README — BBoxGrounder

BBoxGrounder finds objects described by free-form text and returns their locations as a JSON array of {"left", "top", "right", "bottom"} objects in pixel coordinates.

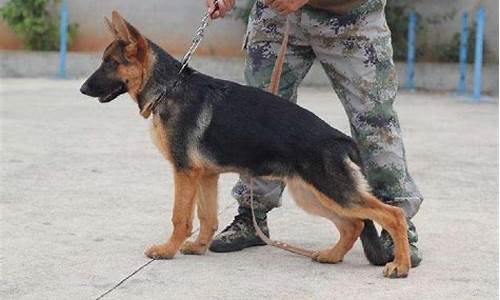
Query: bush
[
  {"left": 0, "top": 0, "right": 78, "bottom": 51},
  {"left": 385, "top": 2, "right": 418, "bottom": 61}
]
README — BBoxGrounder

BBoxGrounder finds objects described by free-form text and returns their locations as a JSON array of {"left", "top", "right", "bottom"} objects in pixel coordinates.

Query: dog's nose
[{"left": 80, "top": 82, "right": 91, "bottom": 96}]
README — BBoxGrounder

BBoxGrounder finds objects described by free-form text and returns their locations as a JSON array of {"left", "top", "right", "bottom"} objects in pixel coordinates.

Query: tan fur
[
  {"left": 145, "top": 169, "right": 200, "bottom": 259},
  {"left": 345, "top": 158, "right": 371, "bottom": 194},
  {"left": 313, "top": 218, "right": 364, "bottom": 264},
  {"left": 287, "top": 178, "right": 362, "bottom": 262},
  {"left": 150, "top": 114, "right": 173, "bottom": 162},
  {"left": 286, "top": 178, "right": 410, "bottom": 277},
  {"left": 117, "top": 62, "right": 144, "bottom": 100},
  {"left": 180, "top": 174, "right": 219, "bottom": 255}
]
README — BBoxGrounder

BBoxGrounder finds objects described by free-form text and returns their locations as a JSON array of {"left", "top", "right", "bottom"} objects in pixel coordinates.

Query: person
[{"left": 205, "top": 0, "right": 423, "bottom": 266}]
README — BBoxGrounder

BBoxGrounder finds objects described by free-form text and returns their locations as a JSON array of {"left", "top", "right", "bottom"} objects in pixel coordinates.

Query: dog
[{"left": 80, "top": 11, "right": 411, "bottom": 278}]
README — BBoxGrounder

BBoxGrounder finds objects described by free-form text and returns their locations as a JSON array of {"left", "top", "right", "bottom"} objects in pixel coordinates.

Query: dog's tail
[{"left": 345, "top": 145, "right": 390, "bottom": 266}]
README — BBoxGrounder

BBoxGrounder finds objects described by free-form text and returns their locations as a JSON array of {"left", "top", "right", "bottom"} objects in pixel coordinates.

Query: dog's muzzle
[{"left": 80, "top": 82, "right": 93, "bottom": 96}]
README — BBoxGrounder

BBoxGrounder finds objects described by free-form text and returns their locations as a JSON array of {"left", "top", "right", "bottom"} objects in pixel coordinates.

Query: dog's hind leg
[
  {"left": 145, "top": 169, "right": 200, "bottom": 259},
  {"left": 312, "top": 217, "right": 364, "bottom": 264},
  {"left": 181, "top": 173, "right": 219, "bottom": 255},
  {"left": 310, "top": 187, "right": 410, "bottom": 278},
  {"left": 288, "top": 178, "right": 363, "bottom": 263},
  {"left": 349, "top": 193, "right": 411, "bottom": 278}
]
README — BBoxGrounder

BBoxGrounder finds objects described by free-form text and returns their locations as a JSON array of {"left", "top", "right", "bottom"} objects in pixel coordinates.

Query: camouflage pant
[{"left": 233, "top": 0, "right": 423, "bottom": 218}]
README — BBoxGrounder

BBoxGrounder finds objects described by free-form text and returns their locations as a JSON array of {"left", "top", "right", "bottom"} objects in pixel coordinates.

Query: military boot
[
  {"left": 380, "top": 219, "right": 422, "bottom": 267},
  {"left": 209, "top": 209, "right": 269, "bottom": 253}
]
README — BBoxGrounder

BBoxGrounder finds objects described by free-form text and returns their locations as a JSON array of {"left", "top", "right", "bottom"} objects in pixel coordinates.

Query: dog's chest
[{"left": 150, "top": 114, "right": 172, "bottom": 162}]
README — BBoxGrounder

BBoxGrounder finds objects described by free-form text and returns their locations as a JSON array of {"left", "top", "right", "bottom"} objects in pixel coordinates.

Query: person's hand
[
  {"left": 207, "top": 0, "right": 236, "bottom": 19},
  {"left": 265, "top": 0, "right": 309, "bottom": 15}
]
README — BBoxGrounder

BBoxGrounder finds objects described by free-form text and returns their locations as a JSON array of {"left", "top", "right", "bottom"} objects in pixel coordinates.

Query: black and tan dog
[{"left": 80, "top": 11, "right": 410, "bottom": 278}]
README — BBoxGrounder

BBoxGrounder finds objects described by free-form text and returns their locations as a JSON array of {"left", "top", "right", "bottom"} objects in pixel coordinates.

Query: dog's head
[{"left": 80, "top": 11, "right": 150, "bottom": 107}]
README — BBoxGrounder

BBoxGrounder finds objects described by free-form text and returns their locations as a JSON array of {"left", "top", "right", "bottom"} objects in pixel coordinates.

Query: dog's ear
[
  {"left": 111, "top": 11, "right": 148, "bottom": 64},
  {"left": 104, "top": 16, "right": 119, "bottom": 38},
  {"left": 112, "top": 11, "right": 134, "bottom": 43}
]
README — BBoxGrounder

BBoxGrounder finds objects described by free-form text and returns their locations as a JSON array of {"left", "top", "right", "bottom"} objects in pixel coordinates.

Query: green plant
[
  {"left": 385, "top": 1, "right": 427, "bottom": 62},
  {"left": 0, "top": 0, "right": 78, "bottom": 51},
  {"left": 436, "top": 27, "right": 475, "bottom": 63},
  {"left": 436, "top": 26, "right": 495, "bottom": 64}
]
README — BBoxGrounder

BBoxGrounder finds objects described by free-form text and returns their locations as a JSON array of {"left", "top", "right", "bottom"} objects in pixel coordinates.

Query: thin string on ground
[{"left": 94, "top": 201, "right": 238, "bottom": 300}]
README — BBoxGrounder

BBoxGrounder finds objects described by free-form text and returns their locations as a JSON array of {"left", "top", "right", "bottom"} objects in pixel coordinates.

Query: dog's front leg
[
  {"left": 181, "top": 173, "right": 219, "bottom": 255},
  {"left": 145, "top": 169, "right": 199, "bottom": 259}
]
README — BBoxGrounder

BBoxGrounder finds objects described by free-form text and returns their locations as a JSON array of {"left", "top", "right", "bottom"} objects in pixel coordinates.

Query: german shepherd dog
[{"left": 80, "top": 11, "right": 410, "bottom": 278}]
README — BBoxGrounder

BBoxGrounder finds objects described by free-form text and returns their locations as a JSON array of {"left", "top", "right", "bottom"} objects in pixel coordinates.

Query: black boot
[
  {"left": 380, "top": 219, "right": 422, "bottom": 267},
  {"left": 209, "top": 210, "right": 269, "bottom": 253}
]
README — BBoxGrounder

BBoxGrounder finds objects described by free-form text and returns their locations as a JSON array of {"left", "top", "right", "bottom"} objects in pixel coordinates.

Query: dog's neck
[{"left": 137, "top": 42, "right": 190, "bottom": 118}]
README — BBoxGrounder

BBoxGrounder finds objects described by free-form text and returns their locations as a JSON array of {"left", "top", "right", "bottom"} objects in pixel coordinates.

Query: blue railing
[
  {"left": 457, "top": 12, "right": 469, "bottom": 96},
  {"left": 59, "top": 0, "right": 68, "bottom": 78},
  {"left": 472, "top": 6, "right": 485, "bottom": 101},
  {"left": 405, "top": 11, "right": 416, "bottom": 90}
]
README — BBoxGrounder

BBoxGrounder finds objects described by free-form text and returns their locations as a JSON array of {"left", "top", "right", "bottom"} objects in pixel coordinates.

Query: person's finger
[
  {"left": 269, "top": 1, "right": 280, "bottom": 10},
  {"left": 207, "top": 0, "right": 215, "bottom": 13},
  {"left": 273, "top": 1, "right": 285, "bottom": 11},
  {"left": 218, "top": 0, "right": 227, "bottom": 17},
  {"left": 207, "top": 0, "right": 218, "bottom": 19},
  {"left": 275, "top": 1, "right": 293, "bottom": 15}
]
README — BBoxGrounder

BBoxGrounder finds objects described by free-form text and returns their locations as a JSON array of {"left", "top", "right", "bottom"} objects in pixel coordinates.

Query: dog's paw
[
  {"left": 312, "top": 249, "right": 343, "bottom": 264},
  {"left": 180, "top": 241, "right": 208, "bottom": 255},
  {"left": 144, "top": 243, "right": 177, "bottom": 260},
  {"left": 383, "top": 261, "right": 410, "bottom": 278}
]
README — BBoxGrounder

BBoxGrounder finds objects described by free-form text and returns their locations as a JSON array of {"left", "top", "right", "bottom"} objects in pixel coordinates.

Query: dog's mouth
[{"left": 98, "top": 84, "right": 127, "bottom": 103}]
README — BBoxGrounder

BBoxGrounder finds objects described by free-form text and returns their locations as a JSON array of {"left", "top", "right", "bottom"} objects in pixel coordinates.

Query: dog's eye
[{"left": 103, "top": 58, "right": 117, "bottom": 67}]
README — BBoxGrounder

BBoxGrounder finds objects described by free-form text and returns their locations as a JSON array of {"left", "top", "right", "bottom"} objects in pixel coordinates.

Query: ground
[{"left": 1, "top": 79, "right": 498, "bottom": 300}]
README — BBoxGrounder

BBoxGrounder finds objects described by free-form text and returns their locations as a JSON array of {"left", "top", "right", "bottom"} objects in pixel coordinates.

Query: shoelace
[{"left": 220, "top": 214, "right": 248, "bottom": 233}]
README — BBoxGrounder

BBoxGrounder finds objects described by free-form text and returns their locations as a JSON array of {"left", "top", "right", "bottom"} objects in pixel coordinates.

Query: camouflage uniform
[{"left": 233, "top": 0, "right": 423, "bottom": 219}]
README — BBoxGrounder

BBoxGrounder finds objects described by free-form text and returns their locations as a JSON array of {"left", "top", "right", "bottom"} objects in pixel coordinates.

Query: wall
[
  {"left": 0, "top": 0, "right": 498, "bottom": 60},
  {"left": 1, "top": 51, "right": 498, "bottom": 97},
  {"left": 412, "top": 0, "right": 499, "bottom": 63},
  {"left": 0, "top": 0, "right": 247, "bottom": 56}
]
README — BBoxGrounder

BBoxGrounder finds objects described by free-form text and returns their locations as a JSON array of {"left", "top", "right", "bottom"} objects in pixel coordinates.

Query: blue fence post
[
  {"left": 59, "top": 0, "right": 68, "bottom": 78},
  {"left": 457, "top": 11, "right": 468, "bottom": 95},
  {"left": 405, "top": 11, "right": 416, "bottom": 90},
  {"left": 472, "top": 6, "right": 485, "bottom": 101}
]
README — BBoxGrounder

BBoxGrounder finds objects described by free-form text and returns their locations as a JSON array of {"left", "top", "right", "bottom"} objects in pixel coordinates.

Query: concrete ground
[{"left": 1, "top": 79, "right": 498, "bottom": 299}]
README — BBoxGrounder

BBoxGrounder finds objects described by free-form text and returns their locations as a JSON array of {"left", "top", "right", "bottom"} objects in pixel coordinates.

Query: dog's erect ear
[
  {"left": 111, "top": 11, "right": 148, "bottom": 64},
  {"left": 112, "top": 11, "right": 133, "bottom": 43},
  {"left": 104, "top": 16, "right": 119, "bottom": 38}
]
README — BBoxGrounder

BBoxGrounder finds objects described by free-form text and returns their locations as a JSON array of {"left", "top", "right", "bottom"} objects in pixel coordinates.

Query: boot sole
[{"left": 209, "top": 238, "right": 267, "bottom": 253}]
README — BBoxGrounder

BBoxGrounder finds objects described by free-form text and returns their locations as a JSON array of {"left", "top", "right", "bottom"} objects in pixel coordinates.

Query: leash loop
[{"left": 250, "top": 178, "right": 315, "bottom": 258}]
